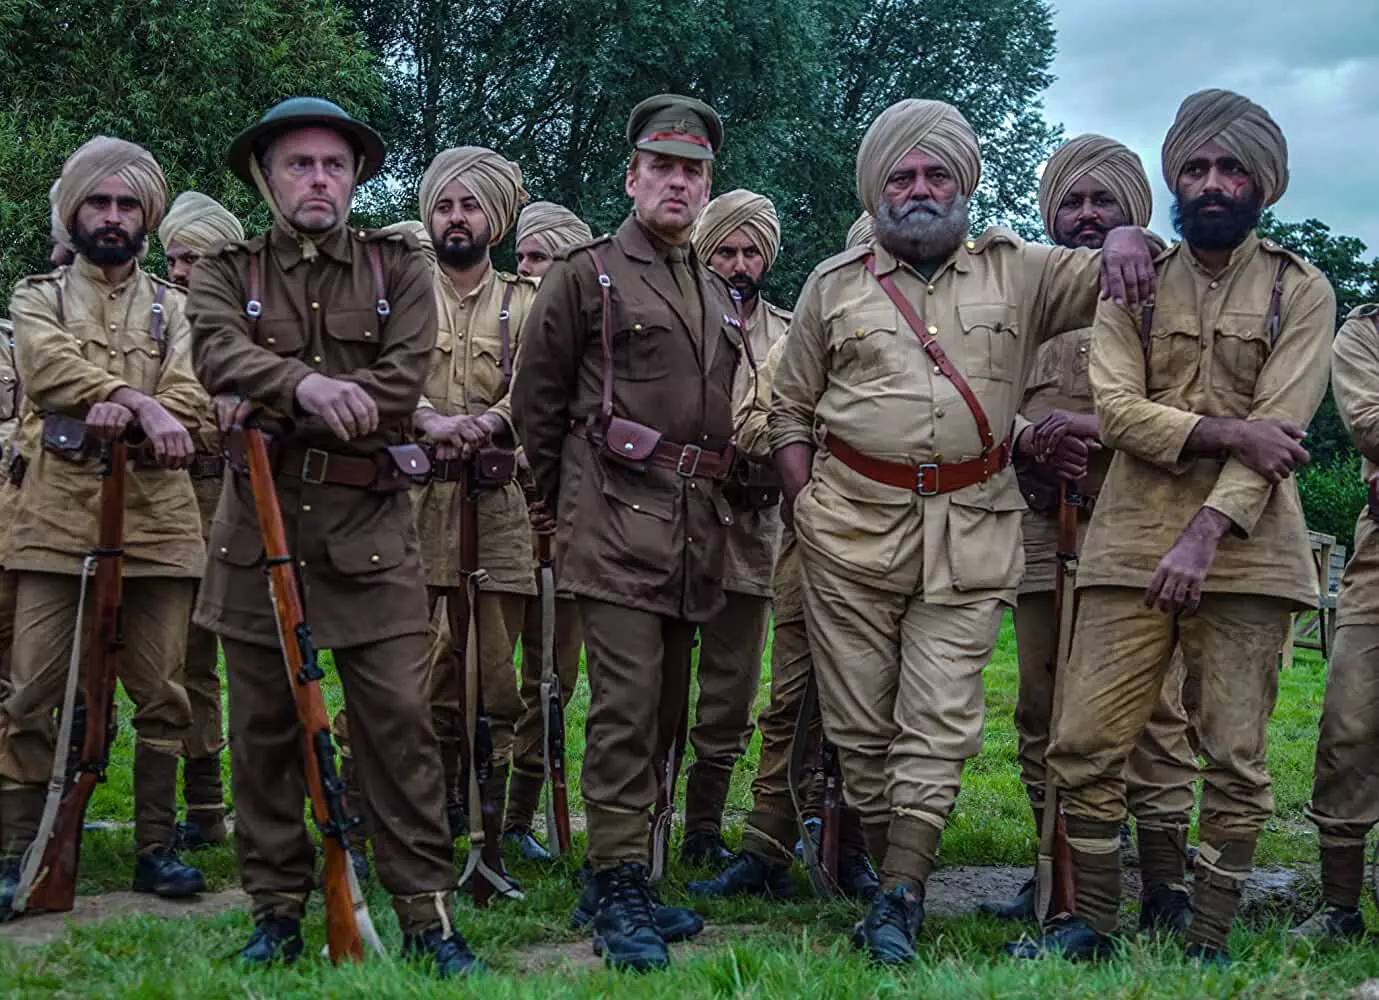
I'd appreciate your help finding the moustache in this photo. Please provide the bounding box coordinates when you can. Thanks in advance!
[91,225,132,245]
[443,225,472,243]
[1184,192,1237,214]
[893,199,945,221]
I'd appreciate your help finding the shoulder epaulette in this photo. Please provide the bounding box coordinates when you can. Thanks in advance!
[205,234,267,259]
[359,227,426,254]
[1154,242,1182,266]
[1258,237,1316,274]
[554,232,613,262]
[17,266,66,288]
[764,299,793,323]
[497,270,540,290]
[1346,303,1379,322]
[968,226,1022,254]
[146,272,186,296]
[813,243,873,278]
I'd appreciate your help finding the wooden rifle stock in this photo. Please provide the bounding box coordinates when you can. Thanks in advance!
[240,427,374,962]
[1045,480,1080,919]
[818,739,842,885]
[536,531,572,856]
[23,441,127,914]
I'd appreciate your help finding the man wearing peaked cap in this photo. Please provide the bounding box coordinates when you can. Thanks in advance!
[981,135,1198,930]
[514,202,594,279]
[768,97,1157,965]
[512,93,740,971]
[1,136,210,913]
[1019,88,1335,965]
[185,98,481,975]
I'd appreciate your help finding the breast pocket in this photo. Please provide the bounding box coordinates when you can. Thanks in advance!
[611,322,674,381]
[1146,310,1203,395]
[120,323,164,394]
[255,316,307,357]
[424,329,455,406]
[829,307,905,381]
[1213,311,1270,403]
[958,303,1020,383]
[325,308,383,365]
[468,335,509,406]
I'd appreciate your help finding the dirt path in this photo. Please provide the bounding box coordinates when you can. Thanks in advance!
[0,888,249,947]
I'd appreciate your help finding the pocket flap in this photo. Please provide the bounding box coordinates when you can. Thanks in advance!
[210,521,264,567]
[324,308,381,344]
[604,417,662,462]
[327,531,406,574]
[601,465,674,521]
[256,319,307,354]
[957,302,1019,335]
[947,473,1028,513]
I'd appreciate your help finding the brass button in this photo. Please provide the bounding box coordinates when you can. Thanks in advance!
[363,330,372,339]
[927,325,938,335]
[935,408,945,418]
[854,328,864,337]
[302,504,312,512]
[687,535,694,542]
[1079,346,1087,354]
[965,240,976,250]
[357,230,367,239]
[690,482,697,490]
[1209,280,1219,290]
[927,285,935,295]
[633,323,642,333]
[632,503,641,511]
[298,559,307,568]
[218,546,228,555]
[369,553,381,564]
[312,355,322,364]
[266,336,276,345]
[311,302,320,311]
[108,323,117,331]
[109,348,117,357]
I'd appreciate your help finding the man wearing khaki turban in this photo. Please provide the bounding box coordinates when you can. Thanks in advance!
[1019,89,1335,965]
[982,135,1198,931]
[410,146,545,865]
[845,213,875,250]
[0,137,210,914]
[769,98,1156,964]
[48,180,74,267]
[514,201,593,278]
[153,190,245,852]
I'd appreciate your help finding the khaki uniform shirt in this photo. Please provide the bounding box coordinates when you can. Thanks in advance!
[5,258,206,578]
[1330,304,1379,626]
[1079,234,1333,607]
[769,229,1105,604]
[188,223,438,649]
[512,215,744,622]
[414,266,538,594]
[722,298,789,597]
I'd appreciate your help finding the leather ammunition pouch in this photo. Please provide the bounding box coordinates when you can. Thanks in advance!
[429,447,516,488]
[188,453,226,480]
[41,413,97,463]
[724,455,782,509]
[1016,464,1061,516]
[6,447,25,487]
[226,430,429,493]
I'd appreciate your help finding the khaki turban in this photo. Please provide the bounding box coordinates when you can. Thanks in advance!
[515,202,593,256]
[845,213,875,250]
[1161,88,1288,207]
[418,147,529,244]
[691,189,782,271]
[158,191,245,255]
[855,99,981,216]
[52,136,168,237]
[376,219,436,267]
[48,179,73,254]
[1038,134,1153,241]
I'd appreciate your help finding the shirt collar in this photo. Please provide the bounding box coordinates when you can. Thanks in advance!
[270,221,354,269]
[72,254,141,294]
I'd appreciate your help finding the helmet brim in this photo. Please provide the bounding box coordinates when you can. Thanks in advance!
[229,114,386,187]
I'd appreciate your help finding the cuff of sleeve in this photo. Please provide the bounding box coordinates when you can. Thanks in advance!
[1203,459,1273,538]
[97,379,134,403]
[486,403,515,440]
[1152,410,1203,471]
[768,427,816,452]
[272,362,316,417]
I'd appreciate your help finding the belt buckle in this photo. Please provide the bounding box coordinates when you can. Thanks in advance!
[676,443,703,478]
[301,448,329,485]
[916,462,939,497]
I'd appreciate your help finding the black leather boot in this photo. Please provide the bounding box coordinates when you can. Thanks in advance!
[851,883,924,965]
[1007,915,1116,961]
[0,858,20,920]
[237,916,304,966]
[590,863,670,972]
[837,846,881,901]
[132,846,206,898]
[570,862,702,941]
[686,852,792,899]
[1185,941,1230,967]
[1139,885,1192,935]
[403,925,484,977]
[1290,903,1367,942]
[504,827,554,862]
[979,877,1036,920]
[680,830,733,868]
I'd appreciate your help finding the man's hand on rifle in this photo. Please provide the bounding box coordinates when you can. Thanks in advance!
[1016,410,1101,481]
[416,411,499,461]
[86,400,136,441]
[296,373,379,441]
[212,393,253,434]
[528,498,557,535]
[108,388,196,468]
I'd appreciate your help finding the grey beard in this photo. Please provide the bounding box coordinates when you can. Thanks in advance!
[875,197,969,266]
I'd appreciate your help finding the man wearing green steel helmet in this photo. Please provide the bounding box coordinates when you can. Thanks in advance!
[184,98,479,975]
[512,93,743,972]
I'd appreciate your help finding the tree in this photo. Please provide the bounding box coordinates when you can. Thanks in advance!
[0,0,386,295]
[344,0,1061,301]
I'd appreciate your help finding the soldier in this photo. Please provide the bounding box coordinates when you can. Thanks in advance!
[1015,89,1334,965]
[846,213,875,250]
[157,191,245,850]
[981,135,1198,929]
[186,98,478,974]
[503,198,592,859]
[513,94,741,971]
[0,137,207,909]
[674,189,788,866]
[49,180,76,268]
[410,146,538,860]
[1289,304,1379,942]
[768,98,1154,965]
[0,315,18,684]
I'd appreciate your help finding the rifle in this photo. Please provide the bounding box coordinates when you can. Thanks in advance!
[791,669,839,898]
[12,440,128,915]
[239,425,383,961]
[649,703,688,884]
[537,531,572,856]
[456,457,522,906]
[818,740,842,886]
[1035,479,1080,923]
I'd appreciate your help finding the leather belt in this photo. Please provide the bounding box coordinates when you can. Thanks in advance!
[225,431,382,489]
[189,453,225,479]
[825,432,1011,496]
[572,426,734,481]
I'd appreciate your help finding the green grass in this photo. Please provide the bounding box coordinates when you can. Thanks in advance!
[1,612,1361,998]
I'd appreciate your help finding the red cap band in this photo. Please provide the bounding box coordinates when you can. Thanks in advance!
[638,130,711,150]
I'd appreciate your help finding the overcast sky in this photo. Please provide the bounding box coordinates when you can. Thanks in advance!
[1041,0,1379,252]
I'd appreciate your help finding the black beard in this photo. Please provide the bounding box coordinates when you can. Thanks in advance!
[1056,219,1110,250]
[728,273,760,302]
[73,224,143,267]
[434,225,491,268]
[875,196,969,267]
[1173,191,1262,252]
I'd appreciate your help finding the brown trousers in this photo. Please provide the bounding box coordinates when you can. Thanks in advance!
[222,633,454,931]
[184,477,225,763]
[1013,591,1196,826]
[505,584,582,835]
[0,572,192,852]
[1048,586,1288,839]
[1306,623,1379,847]
[684,591,769,836]
[0,568,15,686]
[578,597,694,870]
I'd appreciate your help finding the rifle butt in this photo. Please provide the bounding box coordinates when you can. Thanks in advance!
[320,840,365,962]
[22,776,97,914]
[552,782,572,856]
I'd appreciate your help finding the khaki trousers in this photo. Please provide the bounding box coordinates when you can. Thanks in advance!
[223,633,453,930]
[181,609,224,761]
[1013,591,1196,826]
[685,591,770,836]
[799,556,1004,836]
[505,584,582,834]
[1306,623,1379,847]
[1048,586,1288,839]
[0,572,193,852]
[578,598,694,870]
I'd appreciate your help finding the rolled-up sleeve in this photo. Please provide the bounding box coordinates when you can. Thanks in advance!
[768,274,826,453]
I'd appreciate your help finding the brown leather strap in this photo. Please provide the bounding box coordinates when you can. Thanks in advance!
[569,425,734,481]
[498,280,515,395]
[585,245,616,426]
[150,284,168,361]
[864,255,997,454]
[54,284,65,326]
[1267,258,1288,345]
[1139,300,1155,368]
[826,431,1010,496]
[366,241,391,320]
[246,250,263,332]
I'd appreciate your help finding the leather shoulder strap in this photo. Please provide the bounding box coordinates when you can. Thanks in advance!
[245,250,263,334]
[498,280,515,395]
[864,255,996,454]
[1138,301,1155,368]
[584,245,615,426]
[367,241,391,322]
[54,280,65,327]
[150,284,168,361]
